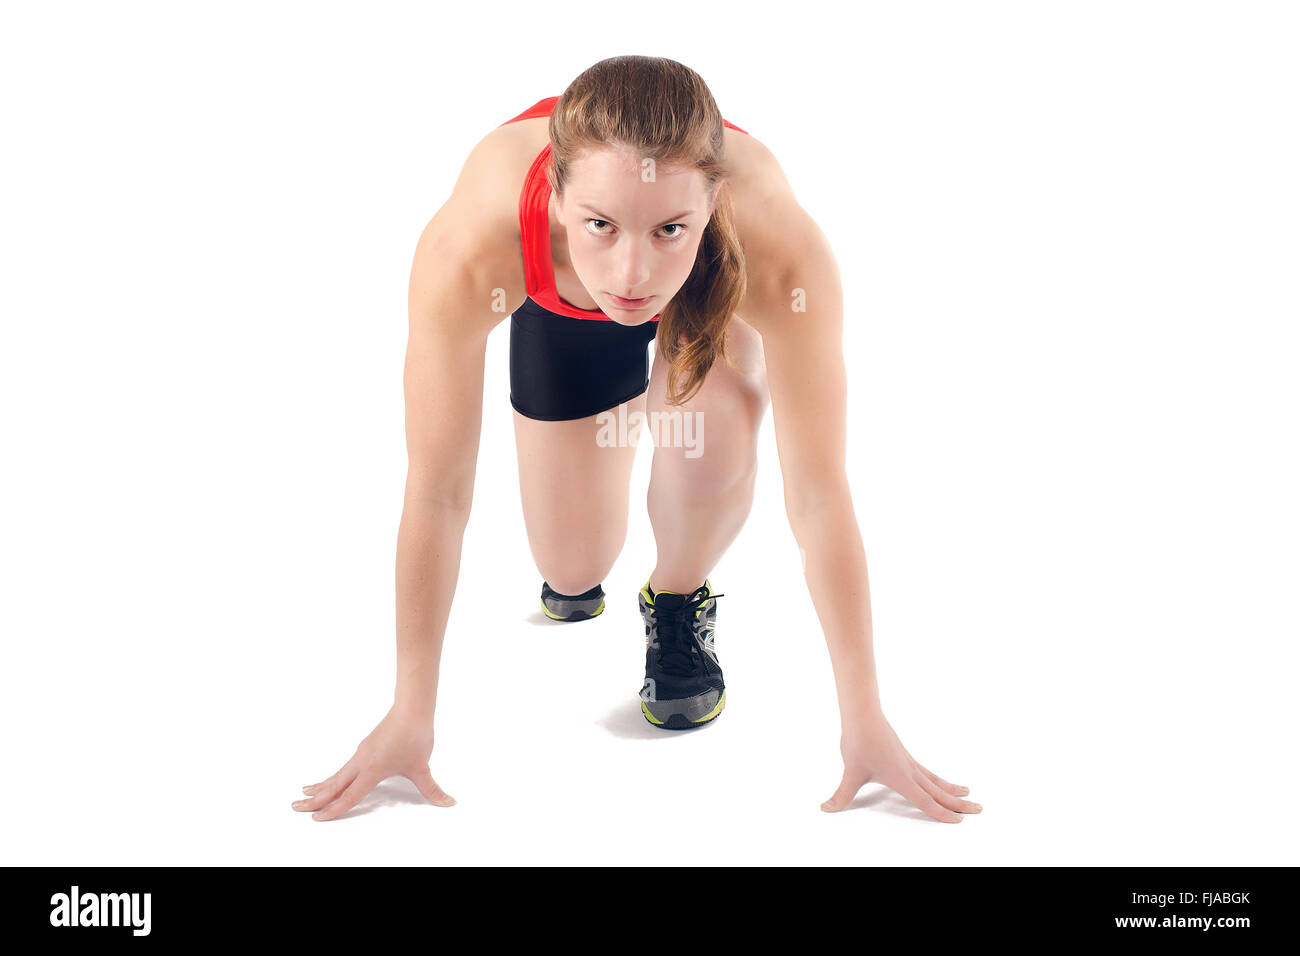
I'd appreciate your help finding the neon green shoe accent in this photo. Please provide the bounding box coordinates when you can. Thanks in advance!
[641,701,665,725]
[642,578,711,612]
[692,688,726,723]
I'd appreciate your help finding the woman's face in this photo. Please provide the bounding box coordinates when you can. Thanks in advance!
[554,145,719,326]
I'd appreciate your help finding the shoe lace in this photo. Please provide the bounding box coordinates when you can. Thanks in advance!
[653,585,725,676]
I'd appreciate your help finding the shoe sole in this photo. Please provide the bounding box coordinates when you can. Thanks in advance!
[641,688,726,730]
[540,597,605,621]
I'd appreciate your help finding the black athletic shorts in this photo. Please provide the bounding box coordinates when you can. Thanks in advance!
[509,296,659,421]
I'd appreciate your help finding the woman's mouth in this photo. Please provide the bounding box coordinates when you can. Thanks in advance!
[607,293,653,309]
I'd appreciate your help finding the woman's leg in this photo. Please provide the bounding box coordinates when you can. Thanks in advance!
[513,391,647,597]
[645,315,769,593]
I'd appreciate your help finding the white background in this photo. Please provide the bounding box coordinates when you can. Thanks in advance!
[2,0,1296,865]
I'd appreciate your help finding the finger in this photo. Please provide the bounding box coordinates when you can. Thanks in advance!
[293,768,358,812]
[913,760,968,797]
[408,765,456,807]
[302,756,358,796]
[821,768,871,813]
[302,774,338,795]
[312,772,379,822]
[893,775,964,823]
[914,772,981,815]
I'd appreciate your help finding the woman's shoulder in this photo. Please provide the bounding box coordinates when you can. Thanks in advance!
[724,131,839,339]
[726,131,806,278]
[418,116,550,303]
[407,119,546,326]
[449,116,549,242]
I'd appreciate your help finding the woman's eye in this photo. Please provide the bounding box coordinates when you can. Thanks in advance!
[659,224,686,240]
[586,219,613,234]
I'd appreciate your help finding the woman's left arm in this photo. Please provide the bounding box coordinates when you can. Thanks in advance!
[736,172,981,821]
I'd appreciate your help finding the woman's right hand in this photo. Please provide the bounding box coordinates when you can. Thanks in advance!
[291,703,455,821]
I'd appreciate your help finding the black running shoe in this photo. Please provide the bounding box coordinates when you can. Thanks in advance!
[637,579,726,729]
[540,581,606,621]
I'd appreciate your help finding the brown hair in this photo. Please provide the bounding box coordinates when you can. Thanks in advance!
[547,56,747,406]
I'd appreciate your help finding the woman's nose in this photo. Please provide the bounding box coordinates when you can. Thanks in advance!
[615,242,651,290]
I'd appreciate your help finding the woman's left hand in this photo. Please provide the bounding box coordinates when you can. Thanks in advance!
[821,708,982,822]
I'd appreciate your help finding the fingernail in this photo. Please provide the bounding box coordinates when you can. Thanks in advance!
[312,812,325,820]
[292,800,305,808]
[971,803,982,811]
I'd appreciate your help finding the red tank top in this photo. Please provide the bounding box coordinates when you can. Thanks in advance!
[498,96,749,321]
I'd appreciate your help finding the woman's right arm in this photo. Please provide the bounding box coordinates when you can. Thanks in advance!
[294,136,523,821]
[393,197,509,723]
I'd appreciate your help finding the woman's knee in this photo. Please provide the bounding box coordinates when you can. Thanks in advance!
[648,440,759,510]
[534,554,616,597]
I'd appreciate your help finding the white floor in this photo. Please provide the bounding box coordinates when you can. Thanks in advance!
[7,323,1297,864]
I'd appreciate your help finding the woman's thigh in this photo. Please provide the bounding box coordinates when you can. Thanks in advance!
[512,391,647,593]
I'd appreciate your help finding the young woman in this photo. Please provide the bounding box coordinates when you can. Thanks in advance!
[292,56,981,823]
